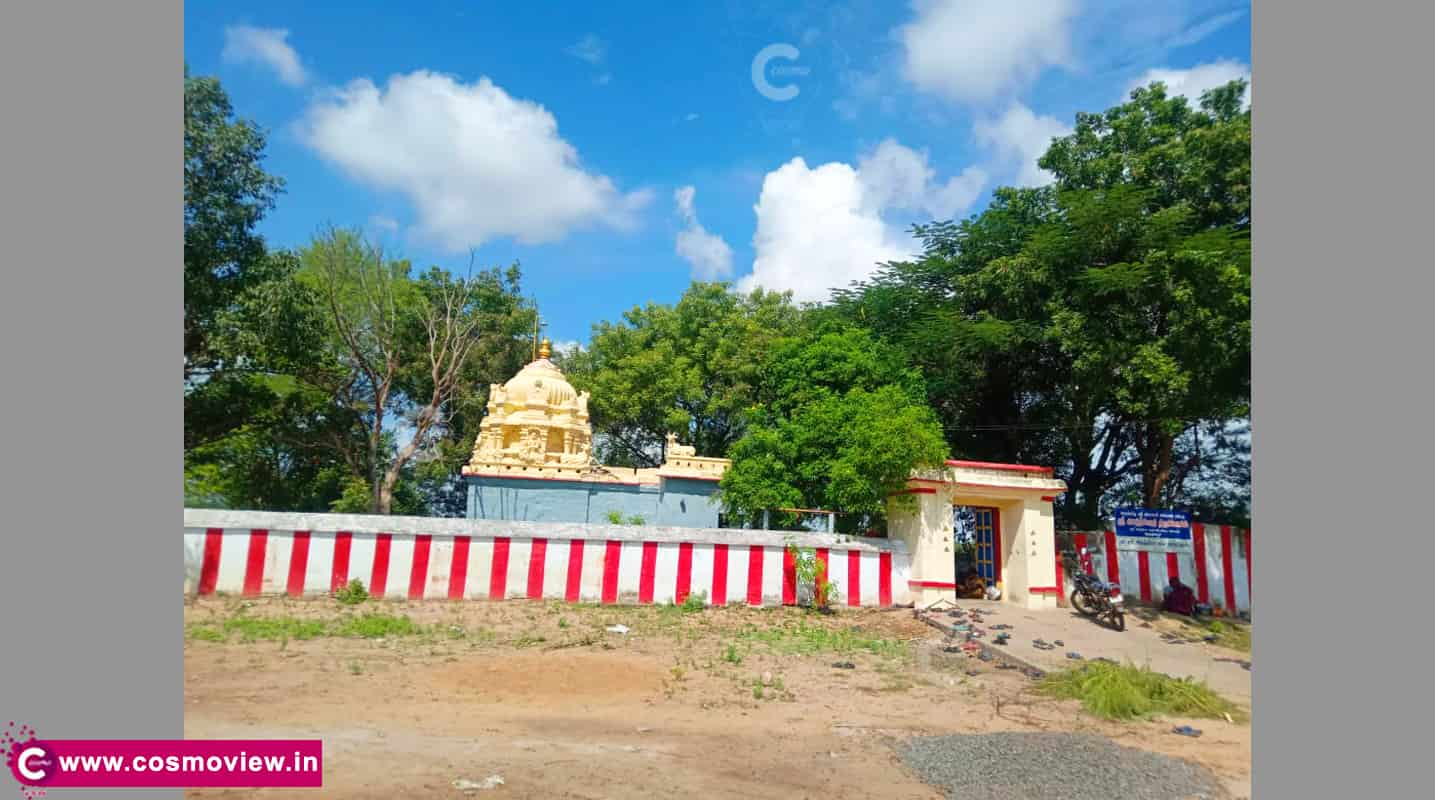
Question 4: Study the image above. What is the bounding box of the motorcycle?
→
[1069,548,1125,631]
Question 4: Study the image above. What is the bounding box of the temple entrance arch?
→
[888,460,1066,609]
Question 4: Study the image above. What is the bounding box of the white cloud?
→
[297,70,653,252]
[857,139,987,219]
[674,186,734,281]
[566,34,607,65]
[973,103,1072,187]
[1125,60,1251,108]
[1163,9,1247,50]
[550,339,583,354]
[684,112,700,122]
[739,141,986,302]
[222,25,308,87]
[367,214,400,234]
[898,0,1078,105]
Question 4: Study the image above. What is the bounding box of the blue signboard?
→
[1113,508,1193,554]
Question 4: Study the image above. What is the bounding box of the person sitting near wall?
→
[1163,576,1197,616]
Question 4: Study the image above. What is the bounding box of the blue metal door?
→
[974,508,996,586]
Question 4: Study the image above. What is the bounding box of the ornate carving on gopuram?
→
[464,340,730,485]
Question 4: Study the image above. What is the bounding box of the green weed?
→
[1037,661,1246,722]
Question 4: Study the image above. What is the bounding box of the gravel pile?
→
[897,732,1225,800]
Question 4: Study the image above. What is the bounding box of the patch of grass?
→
[512,633,547,648]
[347,661,364,676]
[721,643,744,665]
[332,613,422,639]
[1037,660,1246,722]
[187,625,225,643]
[334,579,369,606]
[678,592,707,614]
[735,621,907,659]
[222,616,328,643]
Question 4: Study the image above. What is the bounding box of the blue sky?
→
[185,0,1250,348]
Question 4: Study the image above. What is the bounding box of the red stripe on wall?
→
[1245,528,1252,600]
[675,542,694,604]
[782,547,797,605]
[489,537,510,600]
[847,550,861,607]
[815,548,829,607]
[1103,530,1120,585]
[527,538,548,600]
[330,532,352,593]
[243,530,268,597]
[711,544,729,606]
[1192,524,1210,604]
[408,535,432,600]
[287,531,310,597]
[746,545,764,606]
[1221,525,1237,610]
[198,528,223,596]
[639,541,658,604]
[1055,552,1064,600]
[370,534,392,598]
[878,552,892,606]
[1137,551,1152,603]
[448,536,470,600]
[1166,551,1180,583]
[602,540,621,604]
[566,539,585,603]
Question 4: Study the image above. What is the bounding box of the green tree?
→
[719,325,948,530]
[184,66,284,380]
[563,282,801,465]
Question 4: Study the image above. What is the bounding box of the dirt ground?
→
[183,596,1251,799]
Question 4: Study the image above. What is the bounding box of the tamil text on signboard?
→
[1113,508,1192,554]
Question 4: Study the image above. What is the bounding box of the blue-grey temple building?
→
[463,339,732,527]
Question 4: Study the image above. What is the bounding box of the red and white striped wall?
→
[1055,525,1252,614]
[183,509,912,608]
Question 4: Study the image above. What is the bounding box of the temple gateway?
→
[463,339,732,526]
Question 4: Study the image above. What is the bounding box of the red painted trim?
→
[638,541,658,604]
[370,534,392,598]
[286,531,310,598]
[448,536,470,600]
[782,547,797,605]
[1054,553,1064,600]
[908,580,958,589]
[889,487,938,496]
[1221,525,1237,610]
[991,507,1003,585]
[1192,524,1210,604]
[565,539,585,603]
[1028,586,1060,594]
[1041,495,1057,502]
[746,545,764,606]
[1103,530,1120,585]
[675,542,694,604]
[198,528,223,596]
[847,549,861,607]
[408,534,432,600]
[489,537,510,600]
[1137,551,1152,603]
[815,548,830,607]
[945,460,1055,474]
[1166,552,1180,584]
[527,538,548,600]
[878,552,892,606]
[466,471,646,487]
[601,540,622,604]
[242,529,268,597]
[711,543,728,606]
[656,472,723,482]
[330,532,352,593]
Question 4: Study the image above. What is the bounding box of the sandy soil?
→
[183,596,1251,799]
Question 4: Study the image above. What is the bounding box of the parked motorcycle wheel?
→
[1108,609,1126,632]
[1071,589,1098,616]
